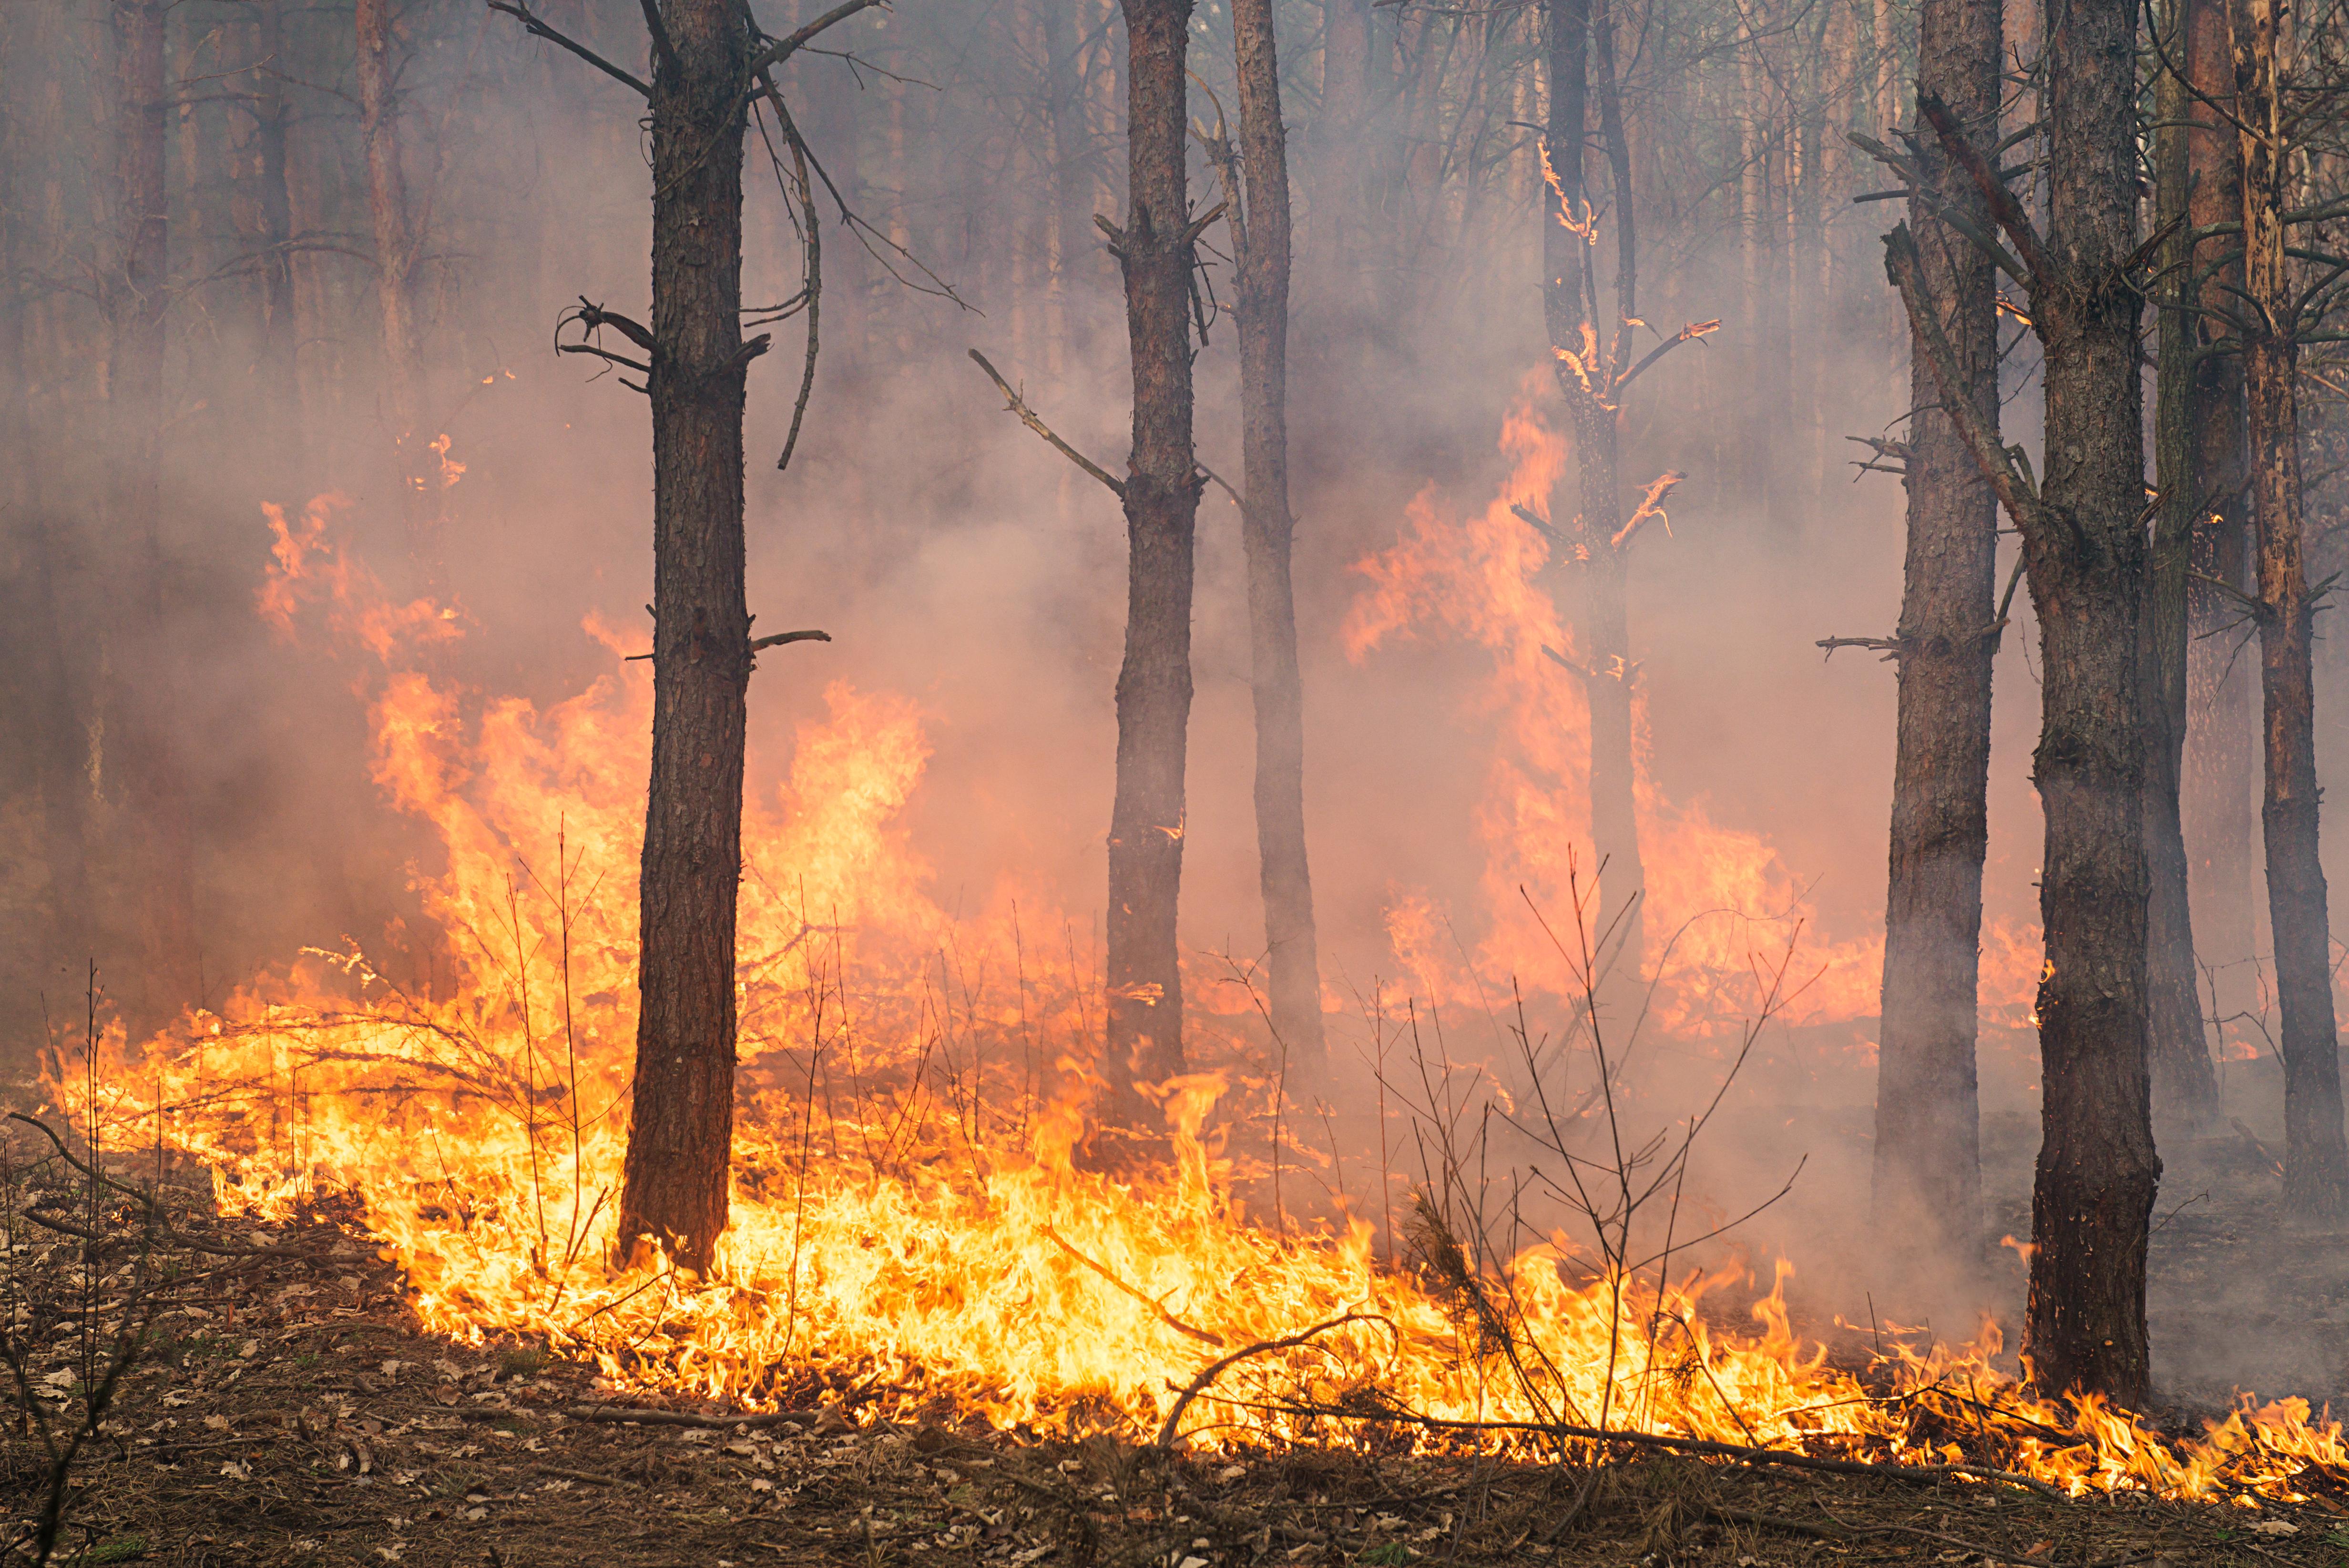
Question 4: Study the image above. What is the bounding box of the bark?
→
[617,0,759,1271]
[2181,0,2257,1042]
[2231,0,2349,1222]
[249,0,302,472]
[356,0,430,548]
[2022,0,2159,1400]
[2144,1,2220,1130]
[1544,0,1646,981]
[109,0,203,1022]
[1871,0,2000,1267]
[1228,0,1326,1071]
[1103,0,1205,1122]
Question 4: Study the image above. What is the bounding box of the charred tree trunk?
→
[2231,0,2349,1222]
[1889,0,2159,1402]
[617,0,760,1271]
[109,0,202,1021]
[1226,0,1326,1071]
[2145,0,2220,1131]
[1870,0,2000,1269]
[356,0,430,547]
[1102,0,1205,1123]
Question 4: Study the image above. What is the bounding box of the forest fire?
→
[18,0,2349,1554]
[31,484,2344,1512]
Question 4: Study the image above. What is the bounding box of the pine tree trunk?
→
[2231,0,2349,1222]
[1103,0,1203,1123]
[110,0,202,1023]
[1544,0,1644,980]
[2020,0,2159,1400]
[1229,0,1325,1072]
[2182,0,2256,1063]
[617,0,757,1271]
[2145,0,2220,1131]
[1871,0,2000,1270]
[356,0,429,548]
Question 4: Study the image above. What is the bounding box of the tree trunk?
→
[110,0,203,1023]
[617,0,758,1272]
[2021,0,2159,1400]
[1544,0,1645,981]
[2182,0,2257,1049]
[356,0,430,549]
[2231,0,2349,1222]
[1102,0,1205,1125]
[1228,0,1325,1072]
[249,0,304,487]
[1871,0,2000,1270]
[2144,0,2221,1131]
[1888,0,2158,1402]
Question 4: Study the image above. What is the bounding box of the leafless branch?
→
[482,0,650,96]
[967,349,1126,499]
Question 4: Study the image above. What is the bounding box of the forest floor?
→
[5,1139,2348,1568]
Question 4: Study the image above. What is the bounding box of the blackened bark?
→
[2144,3,2220,1130]
[110,0,202,1022]
[1103,0,1204,1119]
[1228,0,1326,1070]
[617,0,758,1271]
[1543,0,1646,981]
[2022,0,2159,1400]
[2231,0,2349,1222]
[1871,0,1999,1265]
[356,0,430,546]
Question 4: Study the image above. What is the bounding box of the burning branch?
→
[1611,471,1684,550]
[967,349,1127,499]
[1153,1312,1385,1450]
[1041,1223,1224,1348]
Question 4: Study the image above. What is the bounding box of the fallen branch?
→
[1154,1313,1385,1450]
[1253,1397,2068,1500]
[560,1404,826,1430]
[1041,1224,1224,1348]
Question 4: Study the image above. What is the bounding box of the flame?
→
[43,496,2349,1504]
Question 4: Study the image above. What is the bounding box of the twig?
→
[967,350,1125,499]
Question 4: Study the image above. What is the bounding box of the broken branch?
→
[483,0,649,96]
[967,349,1125,499]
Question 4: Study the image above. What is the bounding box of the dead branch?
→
[1250,1398,2067,1500]
[1040,1224,1223,1348]
[482,0,649,96]
[750,629,832,652]
[1613,320,1721,397]
[1816,634,1908,661]
[1154,1313,1385,1450]
[967,349,1126,499]
[1611,470,1684,550]
[1510,501,1571,550]
[1916,92,2058,296]
[746,0,889,79]
[561,1404,826,1429]
[1883,225,2050,541]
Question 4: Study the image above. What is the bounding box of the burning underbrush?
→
[19,465,2349,1545]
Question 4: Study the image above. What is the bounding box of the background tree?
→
[1884,0,2161,1396]
[1862,0,2003,1278]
